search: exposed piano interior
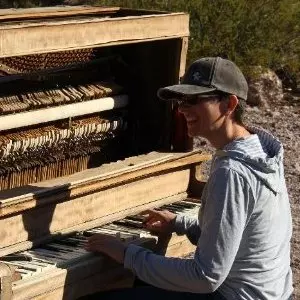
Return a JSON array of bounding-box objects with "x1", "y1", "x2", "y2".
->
[
  {"x1": 0, "y1": 48, "x2": 131, "y2": 190},
  {"x1": 0, "y1": 40, "x2": 182, "y2": 190},
  {"x1": 0, "y1": 6, "x2": 211, "y2": 300}
]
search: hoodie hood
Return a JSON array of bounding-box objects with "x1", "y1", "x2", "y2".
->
[{"x1": 214, "y1": 126, "x2": 283, "y2": 194}]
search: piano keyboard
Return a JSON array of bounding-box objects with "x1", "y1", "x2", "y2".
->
[{"x1": 0, "y1": 200, "x2": 200, "y2": 282}]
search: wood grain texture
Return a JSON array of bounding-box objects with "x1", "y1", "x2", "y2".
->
[
  {"x1": 0, "y1": 169, "x2": 190, "y2": 254},
  {"x1": 0, "y1": 151, "x2": 211, "y2": 215},
  {"x1": 0, "y1": 6, "x2": 120, "y2": 21},
  {"x1": 0, "y1": 262, "x2": 13, "y2": 300},
  {"x1": 0, "y1": 13, "x2": 189, "y2": 58}
]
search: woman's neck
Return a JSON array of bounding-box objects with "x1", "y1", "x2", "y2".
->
[{"x1": 208, "y1": 123, "x2": 251, "y2": 149}]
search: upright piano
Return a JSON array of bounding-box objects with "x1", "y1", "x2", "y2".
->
[{"x1": 0, "y1": 6, "x2": 211, "y2": 299}]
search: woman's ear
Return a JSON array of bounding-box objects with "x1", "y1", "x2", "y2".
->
[{"x1": 224, "y1": 95, "x2": 238, "y2": 117}]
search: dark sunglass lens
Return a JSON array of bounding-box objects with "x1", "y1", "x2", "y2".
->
[{"x1": 186, "y1": 97, "x2": 198, "y2": 105}]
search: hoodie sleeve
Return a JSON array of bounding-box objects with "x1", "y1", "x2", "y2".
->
[
  {"x1": 173, "y1": 215, "x2": 201, "y2": 245},
  {"x1": 124, "y1": 167, "x2": 253, "y2": 293}
]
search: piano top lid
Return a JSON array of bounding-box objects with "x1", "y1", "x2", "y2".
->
[
  {"x1": 0, "y1": 5, "x2": 121, "y2": 21},
  {"x1": 0, "y1": 5, "x2": 189, "y2": 58}
]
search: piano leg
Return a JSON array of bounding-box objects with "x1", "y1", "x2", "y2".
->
[{"x1": 0, "y1": 262, "x2": 13, "y2": 300}]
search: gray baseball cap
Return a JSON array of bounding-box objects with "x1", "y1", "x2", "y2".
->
[{"x1": 157, "y1": 57, "x2": 248, "y2": 101}]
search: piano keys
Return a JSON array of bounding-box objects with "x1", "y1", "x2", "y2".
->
[{"x1": 0, "y1": 200, "x2": 200, "y2": 300}]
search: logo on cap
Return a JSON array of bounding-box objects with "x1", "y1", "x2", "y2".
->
[{"x1": 192, "y1": 72, "x2": 202, "y2": 82}]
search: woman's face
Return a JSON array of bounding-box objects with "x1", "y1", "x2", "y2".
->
[{"x1": 178, "y1": 95, "x2": 226, "y2": 139}]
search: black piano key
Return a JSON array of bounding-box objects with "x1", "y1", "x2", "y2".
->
[
  {"x1": 168, "y1": 204, "x2": 187, "y2": 210},
  {"x1": 40, "y1": 244, "x2": 69, "y2": 253},
  {"x1": 54, "y1": 238, "x2": 80, "y2": 247},
  {"x1": 82, "y1": 231, "x2": 94, "y2": 237},
  {"x1": 1, "y1": 254, "x2": 32, "y2": 262},
  {"x1": 177, "y1": 202, "x2": 197, "y2": 209},
  {"x1": 159, "y1": 206, "x2": 179, "y2": 213},
  {"x1": 125, "y1": 215, "x2": 145, "y2": 222},
  {"x1": 113, "y1": 219, "x2": 143, "y2": 229}
]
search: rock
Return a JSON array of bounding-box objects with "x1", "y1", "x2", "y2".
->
[
  {"x1": 247, "y1": 67, "x2": 284, "y2": 108},
  {"x1": 265, "y1": 110, "x2": 281, "y2": 118},
  {"x1": 294, "y1": 163, "x2": 300, "y2": 175},
  {"x1": 272, "y1": 111, "x2": 281, "y2": 118}
]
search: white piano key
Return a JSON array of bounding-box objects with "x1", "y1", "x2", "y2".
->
[
  {"x1": 86, "y1": 228, "x2": 117, "y2": 235},
  {"x1": 24, "y1": 255, "x2": 59, "y2": 267},
  {"x1": 14, "y1": 261, "x2": 44, "y2": 273},
  {"x1": 34, "y1": 248, "x2": 71, "y2": 261},
  {"x1": 89, "y1": 228, "x2": 137, "y2": 241},
  {"x1": 1, "y1": 261, "x2": 40, "y2": 273},
  {"x1": 21, "y1": 251, "x2": 52, "y2": 263},
  {"x1": 28, "y1": 260, "x2": 54, "y2": 271},
  {"x1": 102, "y1": 224, "x2": 150, "y2": 238},
  {"x1": 25, "y1": 250, "x2": 64, "y2": 264},
  {"x1": 48, "y1": 242, "x2": 85, "y2": 253},
  {"x1": 16, "y1": 268, "x2": 34, "y2": 279},
  {"x1": 46, "y1": 244, "x2": 84, "y2": 259}
]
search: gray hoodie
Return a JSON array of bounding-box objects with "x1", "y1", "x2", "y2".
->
[{"x1": 124, "y1": 127, "x2": 293, "y2": 300}]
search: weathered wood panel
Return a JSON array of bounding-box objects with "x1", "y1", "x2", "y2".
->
[
  {"x1": 0, "y1": 169, "x2": 190, "y2": 254},
  {"x1": 0, "y1": 151, "x2": 211, "y2": 216},
  {"x1": 0, "y1": 13, "x2": 189, "y2": 58},
  {"x1": 0, "y1": 6, "x2": 120, "y2": 21}
]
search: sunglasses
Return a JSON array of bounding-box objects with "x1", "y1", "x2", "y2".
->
[{"x1": 176, "y1": 94, "x2": 222, "y2": 107}]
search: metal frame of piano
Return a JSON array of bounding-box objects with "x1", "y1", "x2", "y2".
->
[{"x1": 0, "y1": 5, "x2": 211, "y2": 300}]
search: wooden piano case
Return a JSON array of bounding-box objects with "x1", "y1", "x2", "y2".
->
[{"x1": 0, "y1": 6, "x2": 211, "y2": 299}]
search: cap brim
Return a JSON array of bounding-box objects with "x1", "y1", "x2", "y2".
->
[{"x1": 157, "y1": 84, "x2": 216, "y2": 101}]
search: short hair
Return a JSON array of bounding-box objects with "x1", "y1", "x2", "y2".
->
[
  {"x1": 234, "y1": 97, "x2": 246, "y2": 125},
  {"x1": 219, "y1": 93, "x2": 246, "y2": 125}
]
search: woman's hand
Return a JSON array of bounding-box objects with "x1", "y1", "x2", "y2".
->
[
  {"x1": 84, "y1": 233, "x2": 127, "y2": 264},
  {"x1": 142, "y1": 209, "x2": 177, "y2": 234}
]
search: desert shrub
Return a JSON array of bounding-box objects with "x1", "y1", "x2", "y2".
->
[
  {"x1": 1, "y1": 0, "x2": 299, "y2": 84},
  {"x1": 96, "y1": 0, "x2": 300, "y2": 83}
]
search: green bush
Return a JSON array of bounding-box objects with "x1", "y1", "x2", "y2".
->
[
  {"x1": 95, "y1": 0, "x2": 300, "y2": 83},
  {"x1": 1, "y1": 0, "x2": 299, "y2": 84},
  {"x1": 0, "y1": 0, "x2": 64, "y2": 7}
]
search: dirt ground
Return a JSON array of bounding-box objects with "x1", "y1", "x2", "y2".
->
[{"x1": 194, "y1": 92, "x2": 300, "y2": 299}]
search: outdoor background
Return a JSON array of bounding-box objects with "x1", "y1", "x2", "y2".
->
[
  {"x1": 0, "y1": 0, "x2": 299, "y2": 298},
  {"x1": 1, "y1": 0, "x2": 299, "y2": 84}
]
